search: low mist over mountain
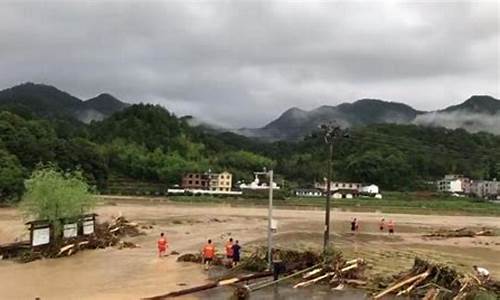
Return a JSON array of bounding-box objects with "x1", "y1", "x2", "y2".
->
[
  {"x1": 0, "y1": 83, "x2": 129, "y2": 122},
  {"x1": 414, "y1": 96, "x2": 500, "y2": 135},
  {"x1": 240, "y1": 96, "x2": 500, "y2": 140},
  {"x1": 240, "y1": 99, "x2": 422, "y2": 140}
]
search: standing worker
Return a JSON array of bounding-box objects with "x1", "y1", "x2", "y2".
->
[
  {"x1": 225, "y1": 238, "x2": 234, "y2": 258},
  {"x1": 351, "y1": 218, "x2": 357, "y2": 233},
  {"x1": 232, "y1": 240, "x2": 241, "y2": 267},
  {"x1": 157, "y1": 232, "x2": 168, "y2": 257},
  {"x1": 387, "y1": 220, "x2": 395, "y2": 235},
  {"x1": 202, "y1": 239, "x2": 216, "y2": 270},
  {"x1": 379, "y1": 218, "x2": 385, "y2": 232},
  {"x1": 272, "y1": 249, "x2": 284, "y2": 281},
  {"x1": 225, "y1": 238, "x2": 234, "y2": 264}
]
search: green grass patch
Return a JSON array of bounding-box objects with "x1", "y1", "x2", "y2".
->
[{"x1": 163, "y1": 191, "x2": 500, "y2": 216}]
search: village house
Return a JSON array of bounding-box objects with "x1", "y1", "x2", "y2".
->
[
  {"x1": 181, "y1": 173, "x2": 210, "y2": 190},
  {"x1": 209, "y1": 171, "x2": 233, "y2": 192},
  {"x1": 313, "y1": 180, "x2": 380, "y2": 199},
  {"x1": 470, "y1": 180, "x2": 499, "y2": 199},
  {"x1": 437, "y1": 174, "x2": 471, "y2": 194},
  {"x1": 295, "y1": 188, "x2": 323, "y2": 197},
  {"x1": 181, "y1": 171, "x2": 233, "y2": 192},
  {"x1": 360, "y1": 184, "x2": 379, "y2": 195}
]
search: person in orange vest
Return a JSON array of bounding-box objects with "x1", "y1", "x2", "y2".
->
[
  {"x1": 202, "y1": 239, "x2": 216, "y2": 270},
  {"x1": 157, "y1": 232, "x2": 168, "y2": 257},
  {"x1": 225, "y1": 238, "x2": 234, "y2": 266},
  {"x1": 379, "y1": 218, "x2": 385, "y2": 232},
  {"x1": 387, "y1": 220, "x2": 395, "y2": 235}
]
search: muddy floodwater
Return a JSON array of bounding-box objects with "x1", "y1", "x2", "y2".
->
[
  {"x1": 1, "y1": 200, "x2": 499, "y2": 299},
  {"x1": 196, "y1": 284, "x2": 369, "y2": 299}
]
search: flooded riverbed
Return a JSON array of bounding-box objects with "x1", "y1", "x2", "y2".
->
[{"x1": 1, "y1": 202, "x2": 499, "y2": 299}]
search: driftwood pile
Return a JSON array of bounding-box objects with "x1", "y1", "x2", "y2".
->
[
  {"x1": 292, "y1": 251, "x2": 366, "y2": 290},
  {"x1": 423, "y1": 227, "x2": 495, "y2": 239},
  {"x1": 0, "y1": 216, "x2": 143, "y2": 263},
  {"x1": 56, "y1": 216, "x2": 143, "y2": 257},
  {"x1": 373, "y1": 257, "x2": 500, "y2": 299},
  {"x1": 177, "y1": 247, "x2": 322, "y2": 272}
]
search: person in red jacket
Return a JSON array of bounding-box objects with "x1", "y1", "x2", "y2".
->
[
  {"x1": 225, "y1": 238, "x2": 234, "y2": 258},
  {"x1": 202, "y1": 239, "x2": 216, "y2": 270},
  {"x1": 157, "y1": 232, "x2": 168, "y2": 257},
  {"x1": 387, "y1": 220, "x2": 395, "y2": 235}
]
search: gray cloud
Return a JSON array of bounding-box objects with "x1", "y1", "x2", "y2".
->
[
  {"x1": 0, "y1": 0, "x2": 498, "y2": 127},
  {"x1": 414, "y1": 111, "x2": 500, "y2": 135}
]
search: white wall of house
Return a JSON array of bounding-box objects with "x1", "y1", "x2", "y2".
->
[
  {"x1": 361, "y1": 184, "x2": 379, "y2": 194},
  {"x1": 448, "y1": 179, "x2": 463, "y2": 193},
  {"x1": 438, "y1": 179, "x2": 463, "y2": 193}
]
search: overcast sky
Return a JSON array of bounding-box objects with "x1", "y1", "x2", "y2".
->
[{"x1": 0, "y1": 0, "x2": 498, "y2": 128}]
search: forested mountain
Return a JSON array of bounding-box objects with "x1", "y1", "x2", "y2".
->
[
  {"x1": 242, "y1": 96, "x2": 500, "y2": 140},
  {"x1": 0, "y1": 83, "x2": 128, "y2": 123},
  {"x1": 441, "y1": 95, "x2": 500, "y2": 114},
  {"x1": 414, "y1": 96, "x2": 500, "y2": 135},
  {"x1": 240, "y1": 99, "x2": 421, "y2": 140},
  {"x1": 1, "y1": 102, "x2": 500, "y2": 201},
  {"x1": 0, "y1": 83, "x2": 499, "y2": 201}
]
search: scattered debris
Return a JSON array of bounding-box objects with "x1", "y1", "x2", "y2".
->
[
  {"x1": 170, "y1": 250, "x2": 180, "y2": 255},
  {"x1": 0, "y1": 216, "x2": 144, "y2": 263},
  {"x1": 143, "y1": 271, "x2": 273, "y2": 299},
  {"x1": 423, "y1": 227, "x2": 495, "y2": 239},
  {"x1": 372, "y1": 257, "x2": 500, "y2": 299}
]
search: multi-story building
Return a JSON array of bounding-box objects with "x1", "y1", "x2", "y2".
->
[
  {"x1": 181, "y1": 173, "x2": 210, "y2": 190},
  {"x1": 470, "y1": 180, "x2": 499, "y2": 199},
  {"x1": 437, "y1": 174, "x2": 470, "y2": 193},
  {"x1": 209, "y1": 171, "x2": 232, "y2": 192},
  {"x1": 314, "y1": 181, "x2": 362, "y2": 192}
]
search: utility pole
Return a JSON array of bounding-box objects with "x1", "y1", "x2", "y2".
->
[
  {"x1": 320, "y1": 122, "x2": 345, "y2": 253},
  {"x1": 267, "y1": 169, "x2": 273, "y2": 270},
  {"x1": 254, "y1": 168, "x2": 274, "y2": 270}
]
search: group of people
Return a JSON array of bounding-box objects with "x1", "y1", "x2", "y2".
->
[
  {"x1": 157, "y1": 233, "x2": 242, "y2": 270},
  {"x1": 350, "y1": 217, "x2": 395, "y2": 234},
  {"x1": 201, "y1": 238, "x2": 241, "y2": 270}
]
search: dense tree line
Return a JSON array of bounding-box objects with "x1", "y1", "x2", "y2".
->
[{"x1": 1, "y1": 104, "x2": 500, "y2": 201}]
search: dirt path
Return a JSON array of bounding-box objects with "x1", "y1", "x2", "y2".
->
[{"x1": 0, "y1": 201, "x2": 499, "y2": 299}]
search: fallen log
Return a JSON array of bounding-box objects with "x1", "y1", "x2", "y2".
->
[
  {"x1": 57, "y1": 244, "x2": 75, "y2": 256},
  {"x1": 397, "y1": 269, "x2": 431, "y2": 296},
  {"x1": 143, "y1": 271, "x2": 273, "y2": 299},
  {"x1": 344, "y1": 279, "x2": 367, "y2": 286},
  {"x1": 248, "y1": 263, "x2": 322, "y2": 292},
  {"x1": 303, "y1": 267, "x2": 323, "y2": 279},
  {"x1": 294, "y1": 272, "x2": 335, "y2": 288},
  {"x1": 374, "y1": 271, "x2": 430, "y2": 299}
]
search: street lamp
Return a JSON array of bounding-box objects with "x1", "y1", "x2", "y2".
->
[{"x1": 254, "y1": 168, "x2": 274, "y2": 270}]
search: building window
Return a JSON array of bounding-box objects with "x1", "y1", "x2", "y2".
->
[
  {"x1": 188, "y1": 180, "x2": 192, "y2": 184},
  {"x1": 195, "y1": 181, "x2": 199, "y2": 184},
  {"x1": 189, "y1": 174, "x2": 193, "y2": 178}
]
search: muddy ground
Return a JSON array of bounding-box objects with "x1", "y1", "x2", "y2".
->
[{"x1": 0, "y1": 198, "x2": 499, "y2": 299}]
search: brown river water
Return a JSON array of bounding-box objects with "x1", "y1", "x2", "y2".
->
[{"x1": 1, "y1": 202, "x2": 499, "y2": 299}]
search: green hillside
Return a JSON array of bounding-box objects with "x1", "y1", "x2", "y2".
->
[{"x1": 1, "y1": 102, "x2": 500, "y2": 202}]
